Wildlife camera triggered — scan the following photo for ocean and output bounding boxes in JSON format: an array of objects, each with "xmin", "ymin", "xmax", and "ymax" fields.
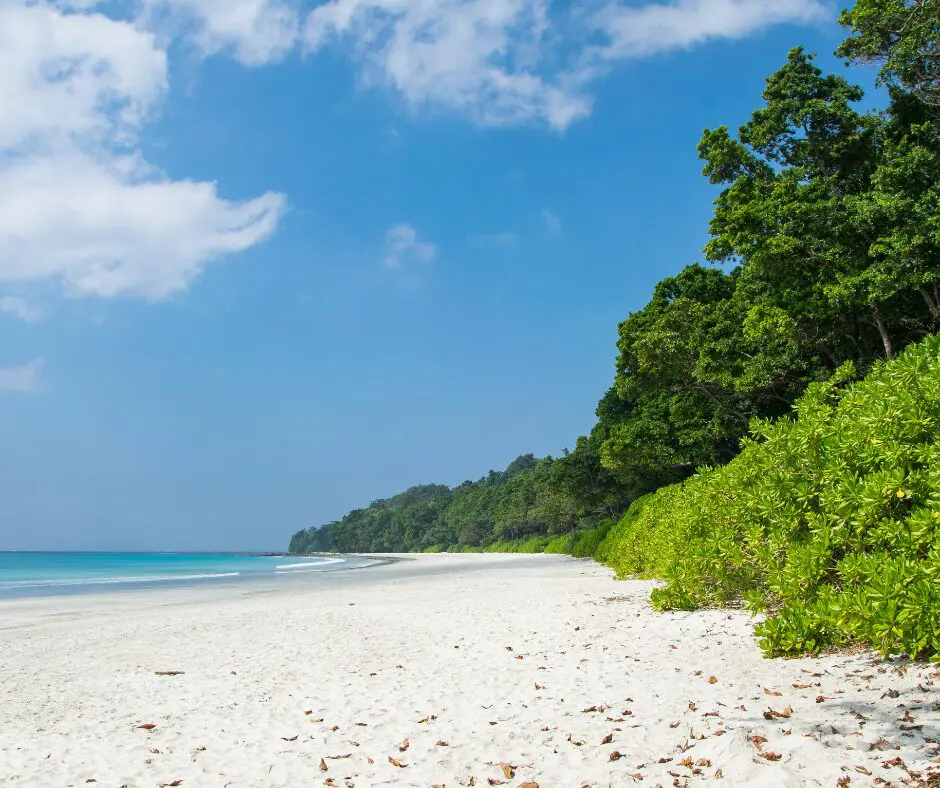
[{"xmin": 0, "ymin": 551, "xmax": 371, "ymax": 598}]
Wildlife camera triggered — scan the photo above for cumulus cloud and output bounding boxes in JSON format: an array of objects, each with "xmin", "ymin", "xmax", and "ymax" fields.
[
  {"xmin": 304, "ymin": 0, "xmax": 593, "ymax": 130},
  {"xmin": 0, "ymin": 0, "xmax": 285, "ymax": 302},
  {"xmin": 0, "ymin": 359, "xmax": 43, "ymax": 393},
  {"xmin": 0, "ymin": 297, "xmax": 42, "ymax": 323},
  {"xmin": 140, "ymin": 0, "xmax": 301, "ymax": 66},
  {"xmin": 385, "ymin": 223, "xmax": 438, "ymax": 269},
  {"xmin": 302, "ymin": 0, "xmax": 825, "ymax": 130},
  {"xmin": 590, "ymin": 0, "xmax": 827, "ymax": 61}
]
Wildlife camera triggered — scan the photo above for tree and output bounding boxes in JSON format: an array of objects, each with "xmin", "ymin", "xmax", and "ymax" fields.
[{"xmin": 838, "ymin": 0, "xmax": 940, "ymax": 114}]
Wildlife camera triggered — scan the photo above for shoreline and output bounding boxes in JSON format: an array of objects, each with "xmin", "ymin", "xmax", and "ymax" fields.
[{"xmin": 1, "ymin": 554, "xmax": 937, "ymax": 787}]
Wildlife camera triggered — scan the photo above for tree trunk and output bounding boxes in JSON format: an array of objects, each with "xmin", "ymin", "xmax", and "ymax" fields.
[
  {"xmin": 872, "ymin": 306, "xmax": 895, "ymax": 359},
  {"xmin": 921, "ymin": 286, "xmax": 940, "ymax": 321}
]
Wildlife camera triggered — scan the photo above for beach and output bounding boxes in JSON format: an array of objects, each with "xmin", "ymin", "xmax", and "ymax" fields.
[{"xmin": 1, "ymin": 553, "xmax": 938, "ymax": 788}]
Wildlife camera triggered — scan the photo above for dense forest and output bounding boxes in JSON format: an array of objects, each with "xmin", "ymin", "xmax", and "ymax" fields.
[{"xmin": 290, "ymin": 0, "xmax": 940, "ymax": 658}]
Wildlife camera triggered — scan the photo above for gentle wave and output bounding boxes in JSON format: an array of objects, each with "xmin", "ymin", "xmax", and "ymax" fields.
[
  {"xmin": 0, "ymin": 572, "xmax": 241, "ymax": 590},
  {"xmin": 275, "ymin": 558, "xmax": 345, "ymax": 570}
]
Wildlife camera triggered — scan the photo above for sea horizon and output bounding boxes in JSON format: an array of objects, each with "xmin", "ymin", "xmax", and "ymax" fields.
[{"xmin": 0, "ymin": 550, "xmax": 370, "ymax": 599}]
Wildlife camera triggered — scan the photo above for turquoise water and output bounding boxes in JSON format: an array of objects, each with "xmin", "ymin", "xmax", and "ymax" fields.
[{"xmin": 0, "ymin": 552, "xmax": 367, "ymax": 598}]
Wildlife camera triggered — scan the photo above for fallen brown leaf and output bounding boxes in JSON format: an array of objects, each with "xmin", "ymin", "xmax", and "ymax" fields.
[
  {"xmin": 696, "ymin": 759, "xmax": 711, "ymax": 767},
  {"xmin": 499, "ymin": 762, "xmax": 514, "ymax": 779},
  {"xmin": 281, "ymin": 736, "xmax": 298, "ymax": 742},
  {"xmin": 761, "ymin": 752, "xmax": 782, "ymax": 761},
  {"xmin": 601, "ymin": 733, "xmax": 613, "ymax": 745},
  {"xmin": 855, "ymin": 766, "xmax": 872, "ymax": 775},
  {"xmin": 486, "ymin": 780, "xmax": 505, "ymax": 786},
  {"xmin": 749, "ymin": 735, "xmax": 767, "ymax": 747},
  {"xmin": 534, "ymin": 683, "xmax": 545, "ymax": 690},
  {"xmin": 815, "ymin": 696, "xmax": 825, "ymax": 703},
  {"xmin": 157, "ymin": 781, "xmax": 182, "ymax": 788},
  {"xmin": 326, "ymin": 754, "xmax": 352, "ymax": 760},
  {"xmin": 763, "ymin": 688, "xmax": 782, "ymax": 697},
  {"xmin": 519, "ymin": 783, "xmax": 539, "ymax": 788},
  {"xmin": 881, "ymin": 757, "xmax": 905, "ymax": 769},
  {"xmin": 388, "ymin": 757, "xmax": 407, "ymax": 768},
  {"xmin": 708, "ymin": 676, "xmax": 718, "ymax": 684},
  {"xmin": 136, "ymin": 724, "xmax": 157, "ymax": 730},
  {"xmin": 154, "ymin": 671, "xmax": 185, "ymax": 677},
  {"xmin": 399, "ymin": 739, "xmax": 409, "ymax": 752},
  {"xmin": 319, "ymin": 759, "xmax": 328, "ymax": 772},
  {"xmin": 435, "ymin": 740, "xmax": 449, "ymax": 746},
  {"xmin": 688, "ymin": 702, "xmax": 697, "ymax": 712},
  {"xmin": 609, "ymin": 751, "xmax": 623, "ymax": 762}
]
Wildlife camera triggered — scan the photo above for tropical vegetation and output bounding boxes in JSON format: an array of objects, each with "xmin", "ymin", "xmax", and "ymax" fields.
[{"xmin": 290, "ymin": 1, "xmax": 940, "ymax": 659}]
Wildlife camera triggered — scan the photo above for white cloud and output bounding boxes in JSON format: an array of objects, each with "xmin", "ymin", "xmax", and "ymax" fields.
[
  {"xmin": 0, "ymin": 297, "xmax": 42, "ymax": 323},
  {"xmin": 0, "ymin": 151, "xmax": 285, "ymax": 298},
  {"xmin": 385, "ymin": 223, "xmax": 438, "ymax": 268},
  {"xmin": 0, "ymin": 359, "xmax": 43, "ymax": 393},
  {"xmin": 542, "ymin": 209, "xmax": 561, "ymax": 234},
  {"xmin": 302, "ymin": 0, "xmax": 825, "ymax": 130},
  {"xmin": 140, "ymin": 0, "xmax": 300, "ymax": 66},
  {"xmin": 304, "ymin": 0, "xmax": 592, "ymax": 130},
  {"xmin": 0, "ymin": 1, "xmax": 285, "ymax": 301},
  {"xmin": 590, "ymin": 0, "xmax": 827, "ymax": 61}
]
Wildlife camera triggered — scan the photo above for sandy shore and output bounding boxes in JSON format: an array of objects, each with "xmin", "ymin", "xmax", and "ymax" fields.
[{"xmin": 1, "ymin": 553, "xmax": 938, "ymax": 788}]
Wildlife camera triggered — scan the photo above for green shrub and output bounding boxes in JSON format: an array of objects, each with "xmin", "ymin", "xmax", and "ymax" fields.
[
  {"xmin": 570, "ymin": 520, "xmax": 615, "ymax": 558},
  {"xmin": 596, "ymin": 335, "xmax": 940, "ymax": 660},
  {"xmin": 544, "ymin": 533, "xmax": 575, "ymax": 554}
]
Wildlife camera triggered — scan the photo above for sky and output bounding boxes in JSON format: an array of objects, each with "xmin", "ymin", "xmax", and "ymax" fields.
[{"xmin": 0, "ymin": 0, "xmax": 867, "ymax": 551}]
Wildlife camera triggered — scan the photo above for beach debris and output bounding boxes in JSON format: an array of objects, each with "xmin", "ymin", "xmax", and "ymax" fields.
[
  {"xmin": 399, "ymin": 739, "xmax": 410, "ymax": 752},
  {"xmin": 367, "ymin": 757, "xmax": 374, "ymax": 765},
  {"xmin": 329, "ymin": 725, "xmax": 339, "ymax": 732},
  {"xmin": 136, "ymin": 724, "xmax": 157, "ymax": 730},
  {"xmin": 816, "ymin": 696, "xmax": 826, "ymax": 703},
  {"xmin": 309, "ymin": 717, "xmax": 324, "ymax": 723},
  {"xmin": 499, "ymin": 762, "xmax": 514, "ymax": 779},
  {"xmin": 519, "ymin": 783, "xmax": 539, "ymax": 788},
  {"xmin": 688, "ymin": 702, "xmax": 697, "ymax": 712},
  {"xmin": 534, "ymin": 683, "xmax": 545, "ymax": 690},
  {"xmin": 855, "ymin": 766, "xmax": 872, "ymax": 775},
  {"xmin": 669, "ymin": 721, "xmax": 681, "ymax": 729},
  {"xmin": 715, "ymin": 768, "xmax": 724, "ymax": 778},
  {"xmin": 348, "ymin": 741, "xmax": 360, "ymax": 747},
  {"xmin": 319, "ymin": 759, "xmax": 328, "ymax": 772},
  {"xmin": 157, "ymin": 782, "xmax": 182, "ymax": 788},
  {"xmin": 696, "ymin": 759, "xmax": 711, "ymax": 767},
  {"xmin": 881, "ymin": 757, "xmax": 906, "ymax": 769},
  {"xmin": 281, "ymin": 736, "xmax": 298, "ymax": 742},
  {"xmin": 659, "ymin": 757, "xmax": 673, "ymax": 764},
  {"xmin": 869, "ymin": 737, "xmax": 898, "ymax": 752},
  {"xmin": 749, "ymin": 736, "xmax": 767, "ymax": 748},
  {"xmin": 601, "ymin": 733, "xmax": 614, "ymax": 745},
  {"xmin": 485, "ymin": 779, "xmax": 505, "ymax": 786},
  {"xmin": 435, "ymin": 740, "xmax": 449, "ymax": 746},
  {"xmin": 324, "ymin": 779, "xmax": 336, "ymax": 786},
  {"xmin": 763, "ymin": 688, "xmax": 782, "ymax": 697},
  {"xmin": 762, "ymin": 707, "xmax": 793, "ymax": 720},
  {"xmin": 154, "ymin": 671, "xmax": 185, "ymax": 676},
  {"xmin": 761, "ymin": 752, "xmax": 782, "ymax": 761},
  {"xmin": 792, "ymin": 683, "xmax": 813, "ymax": 689},
  {"xmin": 567, "ymin": 734, "xmax": 584, "ymax": 746},
  {"xmin": 417, "ymin": 715, "xmax": 437, "ymax": 724},
  {"xmin": 609, "ymin": 751, "xmax": 623, "ymax": 761},
  {"xmin": 582, "ymin": 705, "xmax": 607, "ymax": 713},
  {"xmin": 326, "ymin": 754, "xmax": 352, "ymax": 760},
  {"xmin": 515, "ymin": 655, "xmax": 524, "ymax": 660},
  {"xmin": 708, "ymin": 676, "xmax": 718, "ymax": 684},
  {"xmin": 388, "ymin": 756, "xmax": 407, "ymax": 768}
]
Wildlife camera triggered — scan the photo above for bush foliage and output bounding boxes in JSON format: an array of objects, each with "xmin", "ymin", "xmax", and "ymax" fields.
[{"xmin": 597, "ymin": 336, "xmax": 940, "ymax": 659}]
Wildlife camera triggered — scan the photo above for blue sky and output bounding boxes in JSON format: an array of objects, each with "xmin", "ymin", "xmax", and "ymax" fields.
[{"xmin": 0, "ymin": 0, "xmax": 866, "ymax": 551}]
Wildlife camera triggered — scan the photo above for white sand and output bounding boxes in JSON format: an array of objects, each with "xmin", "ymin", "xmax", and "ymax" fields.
[{"xmin": 1, "ymin": 553, "xmax": 938, "ymax": 788}]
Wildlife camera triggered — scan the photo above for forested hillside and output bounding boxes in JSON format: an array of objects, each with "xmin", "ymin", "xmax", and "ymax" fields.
[{"xmin": 290, "ymin": 0, "xmax": 940, "ymax": 656}]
